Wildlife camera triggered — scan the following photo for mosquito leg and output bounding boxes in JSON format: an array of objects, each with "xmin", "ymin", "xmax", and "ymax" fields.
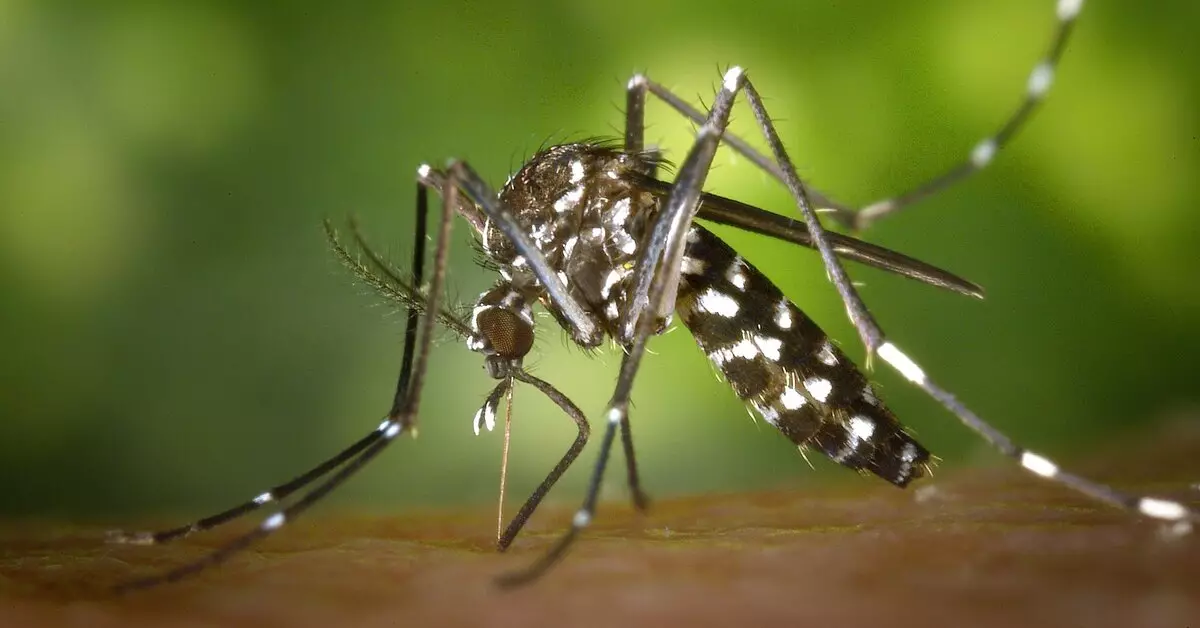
[
  {"xmin": 871, "ymin": 341, "xmax": 1197, "ymax": 529},
  {"xmin": 624, "ymin": 73, "xmax": 647, "ymax": 153},
  {"xmin": 739, "ymin": 76, "xmax": 885, "ymax": 357},
  {"xmin": 110, "ymin": 179, "xmax": 438, "ymax": 548},
  {"xmin": 114, "ymin": 164, "xmax": 458, "ymax": 592},
  {"xmin": 495, "ymin": 407, "xmax": 614, "ymax": 588},
  {"xmin": 846, "ymin": 0, "xmax": 1084, "ymax": 230},
  {"xmin": 495, "ymin": 369, "xmax": 591, "ymax": 552},
  {"xmin": 499, "ymin": 66, "xmax": 751, "ymax": 586},
  {"xmin": 739, "ymin": 68, "xmax": 1194, "ymax": 530},
  {"xmin": 106, "ymin": 429, "xmax": 383, "ymax": 546},
  {"xmin": 625, "ymin": 72, "xmax": 840, "ymax": 210},
  {"xmin": 619, "ymin": 410, "xmax": 650, "ymax": 511},
  {"xmin": 628, "ymin": 0, "xmax": 1085, "ymax": 232},
  {"xmin": 112, "ymin": 425, "xmax": 401, "ymax": 593}
]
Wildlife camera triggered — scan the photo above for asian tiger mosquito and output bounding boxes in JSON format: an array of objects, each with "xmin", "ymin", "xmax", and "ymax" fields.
[{"xmin": 108, "ymin": 0, "xmax": 1196, "ymax": 591}]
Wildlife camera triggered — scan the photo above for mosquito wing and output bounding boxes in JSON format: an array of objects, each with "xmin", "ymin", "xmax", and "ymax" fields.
[{"xmin": 635, "ymin": 175, "xmax": 984, "ymax": 299}]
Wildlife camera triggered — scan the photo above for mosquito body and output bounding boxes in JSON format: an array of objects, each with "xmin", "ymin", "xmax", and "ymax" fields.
[
  {"xmin": 459, "ymin": 141, "xmax": 938, "ymax": 489},
  {"xmin": 109, "ymin": 0, "xmax": 1196, "ymax": 592}
]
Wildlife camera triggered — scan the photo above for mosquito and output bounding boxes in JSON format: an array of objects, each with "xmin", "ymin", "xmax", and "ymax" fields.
[{"xmin": 109, "ymin": 0, "xmax": 1195, "ymax": 591}]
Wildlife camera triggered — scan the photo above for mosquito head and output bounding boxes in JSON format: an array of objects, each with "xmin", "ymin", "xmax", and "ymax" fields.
[{"xmin": 467, "ymin": 282, "xmax": 537, "ymax": 380}]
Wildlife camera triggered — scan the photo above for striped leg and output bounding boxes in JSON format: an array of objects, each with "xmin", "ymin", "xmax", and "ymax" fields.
[
  {"xmin": 498, "ymin": 66, "xmax": 753, "ymax": 587},
  {"xmin": 736, "ymin": 60, "xmax": 1197, "ymax": 531},
  {"xmin": 718, "ymin": 56, "xmax": 1197, "ymax": 530},
  {"xmin": 112, "ymin": 163, "xmax": 458, "ymax": 592},
  {"xmin": 624, "ymin": 0, "xmax": 1086, "ymax": 232},
  {"xmin": 848, "ymin": 0, "xmax": 1085, "ymax": 230},
  {"xmin": 874, "ymin": 341, "xmax": 1196, "ymax": 531},
  {"xmin": 105, "ymin": 428, "xmax": 383, "ymax": 547},
  {"xmin": 107, "ymin": 183, "xmax": 443, "ymax": 552}
]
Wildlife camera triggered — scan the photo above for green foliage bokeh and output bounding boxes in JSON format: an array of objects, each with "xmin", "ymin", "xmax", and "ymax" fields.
[{"xmin": 2, "ymin": 0, "xmax": 1197, "ymax": 519}]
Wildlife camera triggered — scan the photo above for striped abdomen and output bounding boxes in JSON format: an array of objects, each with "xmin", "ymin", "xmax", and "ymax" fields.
[{"xmin": 676, "ymin": 225, "xmax": 929, "ymax": 486}]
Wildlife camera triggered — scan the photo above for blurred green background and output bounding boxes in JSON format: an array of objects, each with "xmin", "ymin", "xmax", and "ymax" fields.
[{"xmin": 2, "ymin": 0, "xmax": 1197, "ymax": 522}]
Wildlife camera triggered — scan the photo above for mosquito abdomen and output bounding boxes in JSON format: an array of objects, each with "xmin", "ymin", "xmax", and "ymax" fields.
[{"xmin": 676, "ymin": 224, "xmax": 929, "ymax": 487}]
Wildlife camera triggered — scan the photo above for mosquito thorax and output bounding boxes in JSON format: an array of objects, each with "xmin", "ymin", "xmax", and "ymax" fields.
[{"xmin": 481, "ymin": 143, "xmax": 663, "ymax": 346}]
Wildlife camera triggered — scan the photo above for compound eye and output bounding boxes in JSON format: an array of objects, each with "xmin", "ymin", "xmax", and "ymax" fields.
[{"xmin": 475, "ymin": 306, "xmax": 534, "ymax": 360}]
